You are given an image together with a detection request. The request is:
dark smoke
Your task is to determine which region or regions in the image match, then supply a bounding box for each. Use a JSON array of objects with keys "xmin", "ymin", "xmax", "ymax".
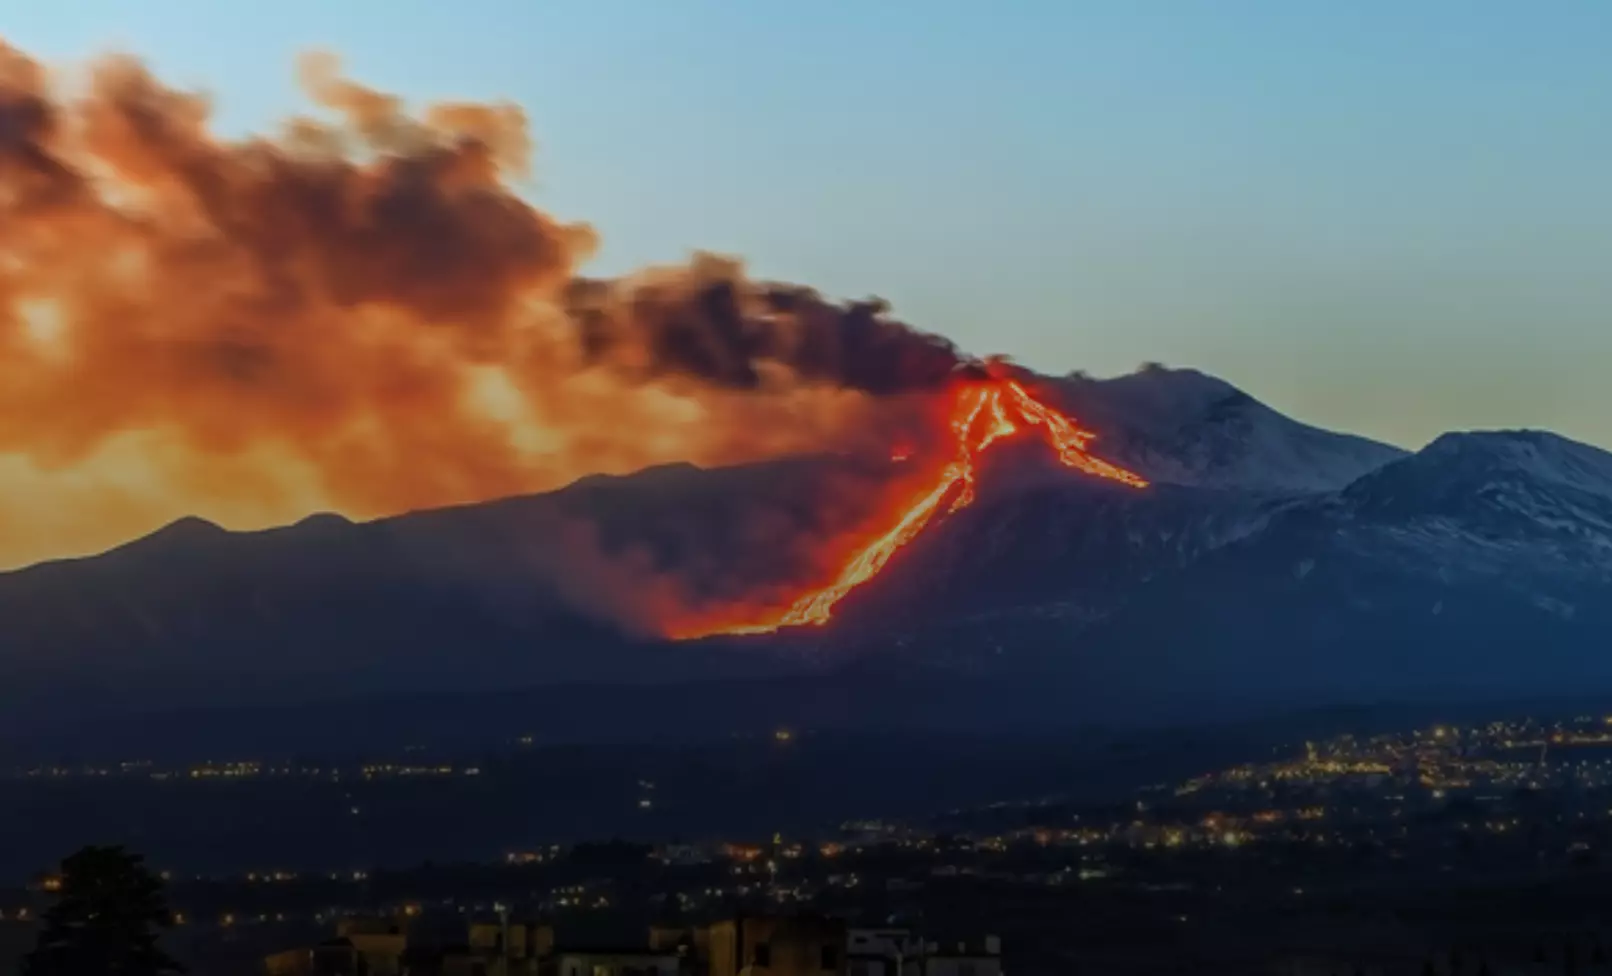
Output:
[{"xmin": 0, "ymin": 41, "xmax": 967, "ymax": 569}]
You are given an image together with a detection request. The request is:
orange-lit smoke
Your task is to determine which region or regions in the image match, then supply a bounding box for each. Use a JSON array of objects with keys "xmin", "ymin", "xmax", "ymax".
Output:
[{"xmin": 0, "ymin": 41, "xmax": 961, "ymax": 569}]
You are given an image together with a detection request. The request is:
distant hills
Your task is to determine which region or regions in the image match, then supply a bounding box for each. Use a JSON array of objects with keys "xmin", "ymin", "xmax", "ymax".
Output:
[{"xmin": 5, "ymin": 366, "xmax": 1611, "ymax": 752}]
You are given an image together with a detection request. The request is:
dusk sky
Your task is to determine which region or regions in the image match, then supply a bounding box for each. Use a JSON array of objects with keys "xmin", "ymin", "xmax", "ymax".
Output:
[
  {"xmin": 3, "ymin": 1, "xmax": 1610, "ymax": 570},
  {"xmin": 11, "ymin": 0, "xmax": 1609, "ymax": 450}
]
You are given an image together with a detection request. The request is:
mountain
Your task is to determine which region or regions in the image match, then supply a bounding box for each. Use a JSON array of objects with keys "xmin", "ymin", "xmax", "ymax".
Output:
[
  {"xmin": 0, "ymin": 454, "xmax": 892, "ymax": 731},
  {"xmin": 1048, "ymin": 365, "xmax": 1407, "ymax": 492},
  {"xmin": 875, "ymin": 428, "xmax": 1612, "ymax": 716},
  {"xmin": 8, "ymin": 366, "xmax": 1607, "ymax": 747},
  {"xmin": 1342, "ymin": 429, "xmax": 1612, "ymax": 546}
]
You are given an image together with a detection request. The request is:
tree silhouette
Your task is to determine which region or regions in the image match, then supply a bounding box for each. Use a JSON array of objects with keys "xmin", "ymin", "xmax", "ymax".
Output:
[{"xmin": 22, "ymin": 845, "xmax": 184, "ymax": 976}]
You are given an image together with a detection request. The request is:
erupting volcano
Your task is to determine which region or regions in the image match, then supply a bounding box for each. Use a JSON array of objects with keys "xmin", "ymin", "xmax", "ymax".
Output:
[
  {"xmin": 670, "ymin": 373, "xmax": 1148, "ymax": 639},
  {"xmin": 0, "ymin": 38, "xmax": 1146, "ymax": 639}
]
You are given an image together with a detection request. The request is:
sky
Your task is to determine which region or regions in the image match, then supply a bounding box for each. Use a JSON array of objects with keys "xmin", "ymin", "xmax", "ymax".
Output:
[{"xmin": 6, "ymin": 0, "xmax": 1611, "ymax": 452}]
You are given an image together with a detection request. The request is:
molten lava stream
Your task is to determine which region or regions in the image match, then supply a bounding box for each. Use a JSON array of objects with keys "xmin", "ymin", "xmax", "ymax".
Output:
[{"xmin": 672, "ymin": 380, "xmax": 1148, "ymax": 639}]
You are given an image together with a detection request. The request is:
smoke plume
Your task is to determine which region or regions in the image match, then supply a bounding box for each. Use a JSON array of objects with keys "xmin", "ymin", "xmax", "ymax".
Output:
[{"xmin": 0, "ymin": 40, "xmax": 963, "ymax": 569}]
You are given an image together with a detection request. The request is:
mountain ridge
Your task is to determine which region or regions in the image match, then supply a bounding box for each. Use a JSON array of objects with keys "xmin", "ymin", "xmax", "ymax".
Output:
[{"xmin": 4, "ymin": 365, "xmax": 1608, "ymax": 744}]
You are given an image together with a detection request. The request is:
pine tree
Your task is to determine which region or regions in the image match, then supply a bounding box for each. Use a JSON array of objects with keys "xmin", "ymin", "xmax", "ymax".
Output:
[{"xmin": 22, "ymin": 845, "xmax": 185, "ymax": 976}]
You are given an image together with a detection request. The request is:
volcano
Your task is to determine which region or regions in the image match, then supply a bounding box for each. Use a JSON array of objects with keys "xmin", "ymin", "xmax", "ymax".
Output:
[
  {"xmin": 7, "ymin": 365, "xmax": 1612, "ymax": 751},
  {"xmin": 669, "ymin": 374, "xmax": 1150, "ymax": 638}
]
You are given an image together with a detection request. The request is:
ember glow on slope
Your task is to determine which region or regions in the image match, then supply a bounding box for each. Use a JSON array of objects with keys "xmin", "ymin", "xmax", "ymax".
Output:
[{"xmin": 666, "ymin": 374, "xmax": 1147, "ymax": 639}]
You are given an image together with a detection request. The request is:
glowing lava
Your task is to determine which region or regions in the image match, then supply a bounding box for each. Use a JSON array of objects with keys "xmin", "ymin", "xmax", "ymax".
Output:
[{"xmin": 673, "ymin": 378, "xmax": 1148, "ymax": 638}]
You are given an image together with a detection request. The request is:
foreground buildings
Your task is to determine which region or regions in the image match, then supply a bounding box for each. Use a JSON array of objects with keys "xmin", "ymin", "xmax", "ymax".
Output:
[{"xmin": 262, "ymin": 913, "xmax": 1003, "ymax": 976}]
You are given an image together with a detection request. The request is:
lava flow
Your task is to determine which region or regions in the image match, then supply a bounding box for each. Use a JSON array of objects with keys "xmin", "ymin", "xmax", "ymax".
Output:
[{"xmin": 672, "ymin": 378, "xmax": 1148, "ymax": 639}]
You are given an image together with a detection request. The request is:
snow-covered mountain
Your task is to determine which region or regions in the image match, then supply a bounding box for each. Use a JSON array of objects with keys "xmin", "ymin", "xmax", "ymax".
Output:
[
  {"xmin": 1339, "ymin": 430, "xmax": 1612, "ymax": 572},
  {"xmin": 866, "ymin": 428, "xmax": 1612, "ymax": 719},
  {"xmin": 1, "ymin": 366, "xmax": 1607, "ymax": 738},
  {"xmin": 1049, "ymin": 365, "xmax": 1407, "ymax": 492}
]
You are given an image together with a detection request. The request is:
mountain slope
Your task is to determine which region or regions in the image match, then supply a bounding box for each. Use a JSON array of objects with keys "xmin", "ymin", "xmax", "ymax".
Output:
[
  {"xmin": 0, "ymin": 455, "xmax": 901, "ymax": 729},
  {"xmin": 0, "ymin": 369, "xmax": 1589, "ymax": 738},
  {"xmin": 955, "ymin": 430, "xmax": 1612, "ymax": 714},
  {"xmin": 1049, "ymin": 365, "xmax": 1406, "ymax": 492},
  {"xmin": 1340, "ymin": 430, "xmax": 1612, "ymax": 566}
]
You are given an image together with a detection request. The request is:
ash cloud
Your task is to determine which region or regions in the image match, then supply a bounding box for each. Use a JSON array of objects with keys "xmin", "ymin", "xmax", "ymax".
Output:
[
  {"xmin": 0, "ymin": 40, "xmax": 961, "ymax": 569},
  {"xmin": 566, "ymin": 262, "xmax": 961, "ymax": 394}
]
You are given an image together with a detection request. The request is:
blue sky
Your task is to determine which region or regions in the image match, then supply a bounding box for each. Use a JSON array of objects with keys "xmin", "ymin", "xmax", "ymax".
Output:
[{"xmin": 9, "ymin": 0, "xmax": 1610, "ymax": 449}]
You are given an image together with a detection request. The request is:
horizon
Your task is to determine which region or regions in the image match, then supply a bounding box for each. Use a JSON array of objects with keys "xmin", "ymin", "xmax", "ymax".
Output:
[
  {"xmin": 0, "ymin": 352, "xmax": 1597, "ymax": 574},
  {"xmin": 3, "ymin": 2, "xmax": 1609, "ymax": 569},
  {"xmin": 4, "ymin": 356, "xmax": 1599, "ymax": 577}
]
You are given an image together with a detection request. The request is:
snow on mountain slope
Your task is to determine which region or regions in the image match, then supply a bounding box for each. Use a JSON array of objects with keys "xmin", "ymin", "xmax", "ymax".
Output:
[
  {"xmin": 1346, "ymin": 430, "xmax": 1612, "ymax": 515},
  {"xmin": 1334, "ymin": 430, "xmax": 1612, "ymax": 578},
  {"xmin": 831, "ymin": 473, "xmax": 1291, "ymax": 632},
  {"xmin": 7, "ymin": 362, "xmax": 1607, "ymax": 734},
  {"xmin": 839, "ymin": 430, "xmax": 1612, "ymax": 721},
  {"xmin": 1045, "ymin": 365, "xmax": 1406, "ymax": 493}
]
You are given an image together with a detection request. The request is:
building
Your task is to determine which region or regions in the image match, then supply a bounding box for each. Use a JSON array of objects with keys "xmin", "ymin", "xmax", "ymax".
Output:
[
  {"xmin": 263, "ymin": 912, "xmax": 990, "ymax": 976},
  {"xmin": 540, "ymin": 947, "xmax": 681, "ymax": 976},
  {"xmin": 338, "ymin": 916, "xmax": 411, "ymax": 974},
  {"xmin": 707, "ymin": 916, "xmax": 847, "ymax": 976},
  {"xmin": 265, "ymin": 916, "xmax": 428, "ymax": 974},
  {"xmin": 648, "ymin": 923, "xmax": 706, "ymax": 969},
  {"xmin": 265, "ymin": 937, "xmax": 389, "ymax": 976},
  {"xmin": 468, "ymin": 919, "xmax": 555, "ymax": 962},
  {"xmin": 263, "ymin": 917, "xmax": 412, "ymax": 976},
  {"xmin": 846, "ymin": 929, "xmax": 924, "ymax": 976},
  {"xmin": 917, "ymin": 938, "xmax": 1002, "ymax": 976}
]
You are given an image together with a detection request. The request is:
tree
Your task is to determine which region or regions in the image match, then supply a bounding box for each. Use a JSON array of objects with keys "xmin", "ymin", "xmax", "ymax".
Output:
[{"xmin": 22, "ymin": 845, "xmax": 184, "ymax": 976}]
